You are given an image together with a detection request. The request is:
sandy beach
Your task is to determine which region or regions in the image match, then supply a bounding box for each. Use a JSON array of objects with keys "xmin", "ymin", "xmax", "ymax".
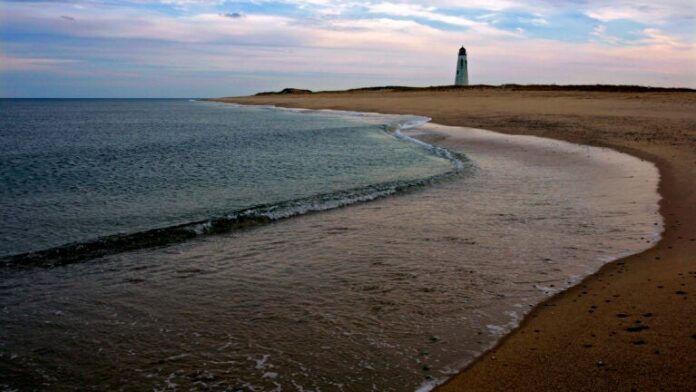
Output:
[{"xmin": 216, "ymin": 87, "xmax": 696, "ymax": 391}]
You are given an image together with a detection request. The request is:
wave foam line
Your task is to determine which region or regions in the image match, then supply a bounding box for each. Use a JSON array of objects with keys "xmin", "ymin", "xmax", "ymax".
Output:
[
  {"xmin": 393, "ymin": 128, "xmax": 465, "ymax": 171},
  {"xmin": 1, "ymin": 170, "xmax": 463, "ymax": 269}
]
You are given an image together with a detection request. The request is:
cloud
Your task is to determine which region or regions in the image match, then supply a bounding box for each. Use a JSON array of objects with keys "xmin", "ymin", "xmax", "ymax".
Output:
[
  {"xmin": 0, "ymin": 55, "xmax": 80, "ymax": 72},
  {"xmin": 367, "ymin": 3, "xmax": 478, "ymax": 27},
  {"xmin": 155, "ymin": 0, "xmax": 225, "ymax": 4},
  {"xmin": 366, "ymin": 2, "xmax": 519, "ymax": 37},
  {"xmin": 582, "ymin": 1, "xmax": 696, "ymax": 24},
  {"xmin": 590, "ymin": 25, "xmax": 622, "ymax": 45},
  {"xmin": 529, "ymin": 17, "xmax": 548, "ymax": 26},
  {"xmin": 640, "ymin": 28, "xmax": 690, "ymax": 49},
  {"xmin": 1, "ymin": 0, "xmax": 694, "ymax": 96},
  {"xmin": 4, "ymin": 4, "xmax": 298, "ymax": 44}
]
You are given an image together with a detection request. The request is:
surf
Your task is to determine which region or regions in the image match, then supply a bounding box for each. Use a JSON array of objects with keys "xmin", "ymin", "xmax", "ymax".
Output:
[{"xmin": 0, "ymin": 100, "xmax": 466, "ymax": 267}]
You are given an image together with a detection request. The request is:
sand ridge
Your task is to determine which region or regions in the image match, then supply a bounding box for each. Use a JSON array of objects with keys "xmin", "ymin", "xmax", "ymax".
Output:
[{"xmin": 215, "ymin": 88, "xmax": 696, "ymax": 391}]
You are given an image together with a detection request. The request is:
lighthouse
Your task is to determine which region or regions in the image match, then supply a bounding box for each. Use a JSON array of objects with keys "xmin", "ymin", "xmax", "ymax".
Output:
[{"xmin": 454, "ymin": 46, "xmax": 468, "ymax": 86}]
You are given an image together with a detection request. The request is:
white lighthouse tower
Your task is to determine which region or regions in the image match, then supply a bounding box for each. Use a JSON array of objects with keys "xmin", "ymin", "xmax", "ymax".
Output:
[{"xmin": 454, "ymin": 46, "xmax": 468, "ymax": 86}]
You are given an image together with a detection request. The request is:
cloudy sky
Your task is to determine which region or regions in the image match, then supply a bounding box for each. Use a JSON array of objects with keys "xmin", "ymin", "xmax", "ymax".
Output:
[{"xmin": 1, "ymin": 0, "xmax": 694, "ymax": 97}]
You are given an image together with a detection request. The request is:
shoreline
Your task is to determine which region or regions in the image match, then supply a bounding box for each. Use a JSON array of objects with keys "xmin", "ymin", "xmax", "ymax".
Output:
[
  {"xmin": 406, "ymin": 123, "xmax": 664, "ymax": 391},
  {"xmin": 214, "ymin": 89, "xmax": 696, "ymax": 390}
]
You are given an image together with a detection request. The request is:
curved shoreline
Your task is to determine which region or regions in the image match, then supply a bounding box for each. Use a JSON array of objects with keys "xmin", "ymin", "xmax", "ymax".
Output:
[
  {"xmin": 410, "ymin": 124, "xmax": 666, "ymax": 391},
  {"xmin": 433, "ymin": 128, "xmax": 694, "ymax": 392},
  {"xmin": 214, "ymin": 90, "xmax": 696, "ymax": 391},
  {"xmin": 404, "ymin": 122, "xmax": 663, "ymax": 392}
]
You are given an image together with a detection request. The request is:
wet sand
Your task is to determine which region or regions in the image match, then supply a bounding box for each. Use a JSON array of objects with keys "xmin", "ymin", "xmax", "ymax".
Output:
[{"xmin": 216, "ymin": 87, "xmax": 696, "ymax": 391}]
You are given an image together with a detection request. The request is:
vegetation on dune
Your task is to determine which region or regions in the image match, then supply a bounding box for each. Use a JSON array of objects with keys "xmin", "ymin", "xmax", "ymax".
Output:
[{"xmin": 255, "ymin": 84, "xmax": 695, "ymax": 96}]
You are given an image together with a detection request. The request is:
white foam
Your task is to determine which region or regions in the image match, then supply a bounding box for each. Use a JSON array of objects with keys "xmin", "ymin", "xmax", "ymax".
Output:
[
  {"xmin": 254, "ymin": 354, "xmax": 270, "ymax": 370},
  {"xmin": 415, "ymin": 377, "xmax": 448, "ymax": 392},
  {"xmin": 394, "ymin": 129, "xmax": 465, "ymax": 170}
]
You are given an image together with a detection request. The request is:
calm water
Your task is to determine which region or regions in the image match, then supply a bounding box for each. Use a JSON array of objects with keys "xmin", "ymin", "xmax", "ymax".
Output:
[
  {"xmin": 0, "ymin": 103, "xmax": 662, "ymax": 391},
  {"xmin": 0, "ymin": 99, "xmax": 454, "ymax": 258}
]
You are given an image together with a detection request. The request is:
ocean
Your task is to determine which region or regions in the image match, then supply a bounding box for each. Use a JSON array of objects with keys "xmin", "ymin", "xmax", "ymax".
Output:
[
  {"xmin": 0, "ymin": 99, "xmax": 457, "ymax": 261},
  {"xmin": 0, "ymin": 100, "xmax": 662, "ymax": 391}
]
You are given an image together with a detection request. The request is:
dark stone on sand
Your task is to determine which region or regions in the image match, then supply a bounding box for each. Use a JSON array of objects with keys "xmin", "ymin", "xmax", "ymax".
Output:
[
  {"xmin": 633, "ymin": 339, "xmax": 646, "ymax": 345},
  {"xmin": 616, "ymin": 313, "xmax": 629, "ymax": 318},
  {"xmin": 643, "ymin": 313, "xmax": 653, "ymax": 317},
  {"xmin": 626, "ymin": 324, "xmax": 649, "ymax": 332},
  {"xmin": 675, "ymin": 290, "xmax": 687, "ymax": 295}
]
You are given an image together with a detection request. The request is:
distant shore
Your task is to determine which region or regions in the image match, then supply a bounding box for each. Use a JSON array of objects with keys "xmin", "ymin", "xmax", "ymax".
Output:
[
  {"xmin": 214, "ymin": 86, "xmax": 696, "ymax": 391},
  {"xmin": 252, "ymin": 84, "xmax": 696, "ymax": 96}
]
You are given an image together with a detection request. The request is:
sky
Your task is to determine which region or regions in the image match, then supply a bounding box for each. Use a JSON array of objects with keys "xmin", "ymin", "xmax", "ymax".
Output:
[{"xmin": 1, "ymin": 0, "xmax": 695, "ymax": 97}]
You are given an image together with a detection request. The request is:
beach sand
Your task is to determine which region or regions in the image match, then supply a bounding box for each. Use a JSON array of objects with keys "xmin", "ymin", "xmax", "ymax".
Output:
[{"xmin": 216, "ymin": 87, "xmax": 696, "ymax": 391}]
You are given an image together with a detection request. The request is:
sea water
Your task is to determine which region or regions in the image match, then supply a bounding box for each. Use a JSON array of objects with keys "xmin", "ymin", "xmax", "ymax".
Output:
[
  {"xmin": 0, "ymin": 99, "xmax": 455, "ymax": 260},
  {"xmin": 0, "ymin": 101, "xmax": 661, "ymax": 391}
]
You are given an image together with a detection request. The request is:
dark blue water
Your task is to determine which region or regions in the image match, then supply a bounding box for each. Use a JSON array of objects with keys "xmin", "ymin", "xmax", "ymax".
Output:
[{"xmin": 0, "ymin": 99, "xmax": 457, "ymax": 259}]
